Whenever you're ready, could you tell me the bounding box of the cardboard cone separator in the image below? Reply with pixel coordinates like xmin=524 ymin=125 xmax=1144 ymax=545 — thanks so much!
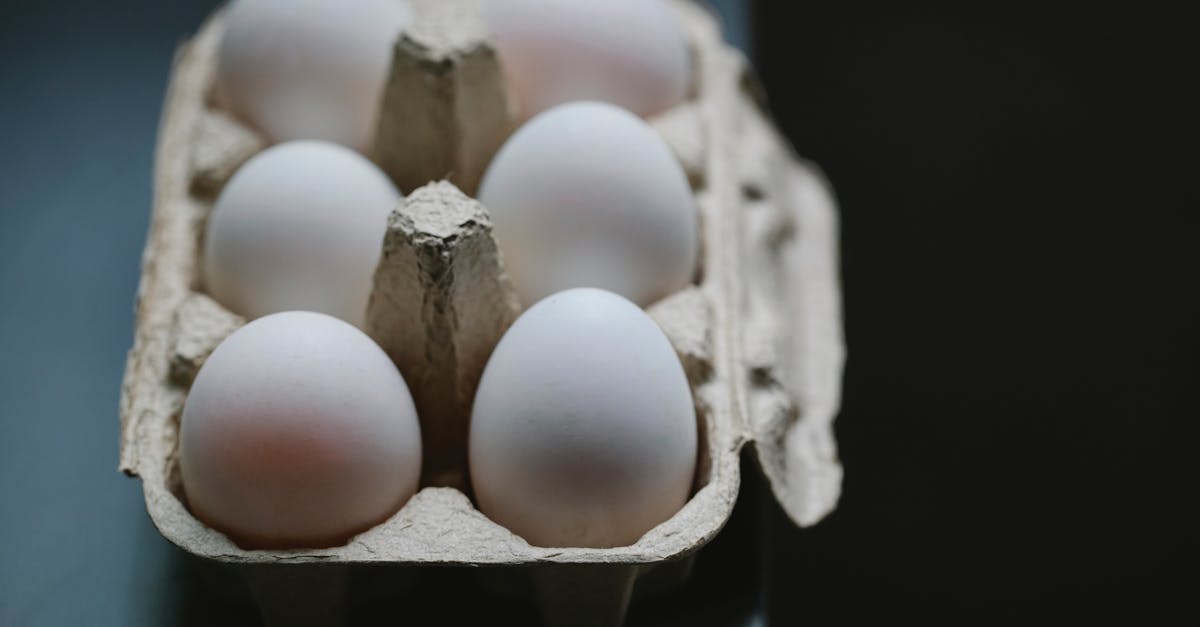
xmin=119 ymin=1 xmax=845 ymax=625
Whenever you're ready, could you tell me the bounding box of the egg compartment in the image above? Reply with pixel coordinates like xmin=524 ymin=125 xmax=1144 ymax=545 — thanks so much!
xmin=119 ymin=1 xmax=844 ymax=625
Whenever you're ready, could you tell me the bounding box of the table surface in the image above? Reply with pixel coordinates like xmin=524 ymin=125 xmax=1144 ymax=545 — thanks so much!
xmin=0 ymin=1 xmax=764 ymax=625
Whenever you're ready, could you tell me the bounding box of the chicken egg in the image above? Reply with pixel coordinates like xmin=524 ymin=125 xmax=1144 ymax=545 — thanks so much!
xmin=469 ymin=288 xmax=697 ymax=548
xmin=202 ymin=140 xmax=400 ymax=328
xmin=483 ymin=0 xmax=690 ymax=119
xmin=180 ymin=311 xmax=423 ymax=549
xmin=216 ymin=0 xmax=412 ymax=151
xmin=477 ymin=101 xmax=698 ymax=307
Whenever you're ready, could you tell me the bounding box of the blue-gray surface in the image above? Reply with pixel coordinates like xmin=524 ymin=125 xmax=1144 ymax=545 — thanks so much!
xmin=0 ymin=1 xmax=755 ymax=625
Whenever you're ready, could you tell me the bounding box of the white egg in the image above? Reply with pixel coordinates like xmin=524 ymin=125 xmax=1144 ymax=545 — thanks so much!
xmin=483 ymin=0 xmax=690 ymax=119
xmin=180 ymin=311 xmax=422 ymax=549
xmin=216 ymin=0 xmax=412 ymax=151
xmin=203 ymin=140 xmax=400 ymax=328
xmin=469 ymin=288 xmax=697 ymax=548
xmin=477 ymin=101 xmax=698 ymax=307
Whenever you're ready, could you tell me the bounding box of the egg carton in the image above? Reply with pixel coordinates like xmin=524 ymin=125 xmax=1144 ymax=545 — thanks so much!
xmin=118 ymin=0 xmax=845 ymax=625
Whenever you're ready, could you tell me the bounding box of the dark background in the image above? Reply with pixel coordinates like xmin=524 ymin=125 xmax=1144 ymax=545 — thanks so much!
xmin=755 ymin=1 xmax=1195 ymax=624
xmin=0 ymin=0 xmax=1193 ymax=625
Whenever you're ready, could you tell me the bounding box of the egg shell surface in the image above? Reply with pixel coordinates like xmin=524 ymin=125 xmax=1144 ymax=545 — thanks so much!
xmin=483 ymin=0 xmax=690 ymax=119
xmin=217 ymin=0 xmax=412 ymax=151
xmin=202 ymin=140 xmax=400 ymax=328
xmin=469 ymin=288 xmax=698 ymax=548
xmin=477 ymin=101 xmax=698 ymax=307
xmin=180 ymin=311 xmax=423 ymax=549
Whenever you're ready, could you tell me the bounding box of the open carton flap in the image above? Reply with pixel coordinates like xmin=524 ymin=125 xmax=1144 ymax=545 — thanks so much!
xmin=730 ymin=64 xmax=846 ymax=525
